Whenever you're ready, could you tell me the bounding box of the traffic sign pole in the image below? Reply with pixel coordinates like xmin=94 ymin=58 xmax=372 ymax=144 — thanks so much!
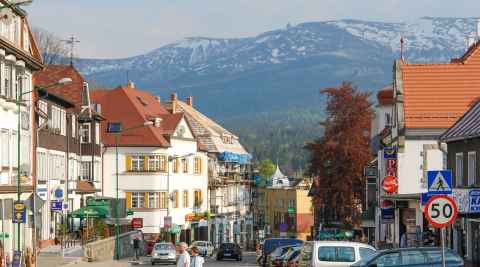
xmin=441 ymin=227 xmax=446 ymax=267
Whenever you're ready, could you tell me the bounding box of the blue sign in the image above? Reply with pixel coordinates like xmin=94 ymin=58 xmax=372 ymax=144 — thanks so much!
xmin=427 ymin=170 xmax=452 ymax=195
xmin=470 ymin=190 xmax=480 ymax=213
xmin=383 ymin=147 xmax=397 ymax=159
xmin=421 ymin=193 xmax=432 ymax=205
xmin=51 ymin=200 xmax=63 ymax=211
xmin=13 ymin=202 xmax=26 ymax=224
xmin=54 ymin=188 xmax=64 ymax=199
xmin=12 ymin=251 xmax=21 ymax=267
xmin=381 ymin=200 xmax=395 ymax=223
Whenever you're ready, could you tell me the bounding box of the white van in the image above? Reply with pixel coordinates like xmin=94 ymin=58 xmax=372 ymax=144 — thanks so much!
xmin=298 ymin=241 xmax=376 ymax=267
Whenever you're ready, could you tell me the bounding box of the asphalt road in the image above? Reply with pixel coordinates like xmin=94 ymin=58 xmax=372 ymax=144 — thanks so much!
xmin=127 ymin=252 xmax=257 ymax=267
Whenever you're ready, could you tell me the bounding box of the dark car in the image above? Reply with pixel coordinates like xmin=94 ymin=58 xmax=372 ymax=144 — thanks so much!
xmin=351 ymin=247 xmax=464 ymax=267
xmin=283 ymin=247 xmax=301 ymax=267
xmin=267 ymin=245 xmax=300 ymax=267
xmin=262 ymin=238 xmax=303 ymax=267
xmin=217 ymin=242 xmax=242 ymax=261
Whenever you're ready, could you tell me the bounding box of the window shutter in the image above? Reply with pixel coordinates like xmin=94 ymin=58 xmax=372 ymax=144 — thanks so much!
xmin=199 ymin=158 xmax=203 ymax=173
xmin=125 ymin=156 xmax=132 ymax=172
xmin=199 ymin=190 xmax=203 ymax=205
xmin=145 ymin=192 xmax=149 ymax=208
xmin=144 ymin=156 xmax=149 ymax=171
xmin=125 ymin=192 xmax=132 ymax=209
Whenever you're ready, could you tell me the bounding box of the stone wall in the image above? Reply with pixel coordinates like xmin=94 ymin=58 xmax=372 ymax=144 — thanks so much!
xmin=84 ymin=230 xmax=145 ymax=262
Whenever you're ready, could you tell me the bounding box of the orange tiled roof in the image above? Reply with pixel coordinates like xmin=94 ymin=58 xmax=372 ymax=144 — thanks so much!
xmin=377 ymin=85 xmax=393 ymax=106
xmin=401 ymin=41 xmax=480 ymax=129
xmin=91 ymin=86 xmax=184 ymax=147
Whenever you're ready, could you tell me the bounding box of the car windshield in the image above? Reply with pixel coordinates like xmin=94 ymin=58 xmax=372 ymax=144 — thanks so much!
xmin=221 ymin=243 xmax=235 ymax=249
xmin=193 ymin=241 xmax=206 ymax=246
xmin=351 ymin=251 xmax=381 ymax=266
xmin=155 ymin=243 xmax=175 ymax=250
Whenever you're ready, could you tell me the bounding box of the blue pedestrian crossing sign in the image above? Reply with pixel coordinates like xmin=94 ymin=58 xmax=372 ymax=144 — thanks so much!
xmin=427 ymin=170 xmax=452 ymax=195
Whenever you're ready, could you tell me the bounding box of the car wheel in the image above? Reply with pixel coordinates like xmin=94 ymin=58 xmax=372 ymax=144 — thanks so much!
xmin=151 ymin=261 xmax=155 ymax=266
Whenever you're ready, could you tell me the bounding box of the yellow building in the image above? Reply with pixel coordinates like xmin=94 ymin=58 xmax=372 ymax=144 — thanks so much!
xmin=261 ymin=167 xmax=314 ymax=240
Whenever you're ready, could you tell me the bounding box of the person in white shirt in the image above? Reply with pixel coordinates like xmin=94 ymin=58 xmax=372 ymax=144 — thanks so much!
xmin=177 ymin=242 xmax=190 ymax=267
xmin=190 ymin=247 xmax=205 ymax=267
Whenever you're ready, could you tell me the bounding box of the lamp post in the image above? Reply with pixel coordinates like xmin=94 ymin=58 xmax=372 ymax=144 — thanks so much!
xmin=107 ymin=121 xmax=153 ymax=260
xmin=14 ymin=77 xmax=71 ymax=256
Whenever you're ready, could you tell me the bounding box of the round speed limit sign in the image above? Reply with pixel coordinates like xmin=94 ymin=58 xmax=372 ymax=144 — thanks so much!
xmin=424 ymin=195 xmax=458 ymax=228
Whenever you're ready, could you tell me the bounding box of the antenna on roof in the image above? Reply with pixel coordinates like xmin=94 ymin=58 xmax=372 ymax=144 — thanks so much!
xmin=62 ymin=35 xmax=80 ymax=66
xmin=400 ymin=36 xmax=405 ymax=61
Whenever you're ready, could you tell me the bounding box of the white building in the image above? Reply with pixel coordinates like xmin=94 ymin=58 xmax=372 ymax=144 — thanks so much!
xmin=0 ymin=1 xmax=43 ymax=257
xmin=92 ymin=83 xmax=208 ymax=243
xmin=165 ymin=95 xmax=252 ymax=247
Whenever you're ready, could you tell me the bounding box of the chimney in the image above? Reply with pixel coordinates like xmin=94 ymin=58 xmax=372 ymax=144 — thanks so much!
xmin=186 ymin=96 xmax=193 ymax=106
xmin=155 ymin=96 xmax=161 ymax=103
xmin=127 ymin=80 xmax=135 ymax=88
xmin=170 ymin=92 xmax=177 ymax=101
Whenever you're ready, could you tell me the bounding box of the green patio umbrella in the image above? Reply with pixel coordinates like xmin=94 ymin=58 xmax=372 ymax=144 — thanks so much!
xmin=71 ymin=206 xmax=108 ymax=219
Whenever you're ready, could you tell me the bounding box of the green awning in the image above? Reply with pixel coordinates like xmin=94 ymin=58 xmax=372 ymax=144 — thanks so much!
xmin=71 ymin=206 xmax=108 ymax=219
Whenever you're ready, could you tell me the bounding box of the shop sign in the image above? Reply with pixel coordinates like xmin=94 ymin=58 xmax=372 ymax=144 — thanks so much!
xmin=383 ymin=147 xmax=397 ymax=159
xmin=380 ymin=200 xmax=394 ymax=223
xmin=131 ymin=218 xmax=143 ymax=229
xmin=185 ymin=213 xmax=207 ymax=221
xmin=469 ymin=189 xmax=480 ymax=213
xmin=13 ymin=201 xmax=26 ymax=224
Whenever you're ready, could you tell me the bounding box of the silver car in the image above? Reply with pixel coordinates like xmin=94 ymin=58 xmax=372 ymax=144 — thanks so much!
xmin=151 ymin=242 xmax=177 ymax=265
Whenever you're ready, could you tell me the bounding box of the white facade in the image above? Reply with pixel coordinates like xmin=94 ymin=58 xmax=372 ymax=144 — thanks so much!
xmin=102 ymin=118 xmax=209 ymax=236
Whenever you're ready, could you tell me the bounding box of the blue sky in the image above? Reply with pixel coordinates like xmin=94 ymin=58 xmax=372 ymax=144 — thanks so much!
xmin=26 ymin=0 xmax=480 ymax=59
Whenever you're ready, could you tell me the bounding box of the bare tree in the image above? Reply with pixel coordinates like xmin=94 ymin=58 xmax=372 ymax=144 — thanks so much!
xmin=32 ymin=27 xmax=68 ymax=65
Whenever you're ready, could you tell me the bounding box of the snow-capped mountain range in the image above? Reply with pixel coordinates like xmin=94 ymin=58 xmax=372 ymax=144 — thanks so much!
xmin=76 ymin=17 xmax=477 ymax=120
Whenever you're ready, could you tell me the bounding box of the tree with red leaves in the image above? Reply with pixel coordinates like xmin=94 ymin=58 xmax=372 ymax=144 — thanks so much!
xmin=306 ymin=82 xmax=373 ymax=228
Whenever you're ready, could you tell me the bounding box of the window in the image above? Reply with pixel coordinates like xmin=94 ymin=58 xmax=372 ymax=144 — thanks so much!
xmin=38 ymin=101 xmax=48 ymax=127
xmin=318 ymin=246 xmax=355 ymax=262
xmin=50 ymin=106 xmax=67 ymax=135
xmin=60 ymin=109 xmax=66 ymax=136
xmin=36 ymin=151 xmax=47 ymax=181
xmin=456 ymin=153 xmax=464 ymax=186
xmin=159 ymin=155 xmax=167 ymax=172
xmin=173 ymin=159 xmax=179 ymax=173
xmin=385 ymin=113 xmax=392 ymax=127
xmin=131 ymin=156 xmax=145 ymax=172
xmin=4 ymin=64 xmax=11 ymax=99
xmin=160 ymin=192 xmax=168 ymax=209
xmin=468 ymin=152 xmax=476 ymax=186
xmin=148 ymin=192 xmax=159 ymax=209
xmin=182 ymin=158 xmax=189 ymax=173
xmin=71 ymin=114 xmax=76 ymax=138
xmin=148 ymin=156 xmax=160 ymax=172
xmin=95 ymin=123 xmax=100 ymax=144
xmin=23 ymin=25 xmax=29 ymax=51
xmin=359 ymin=248 xmax=375 ymax=260
xmin=1 ymin=129 xmax=9 ymax=167
xmin=80 ymin=123 xmax=90 ymax=143
xmin=401 ymin=250 xmax=426 ymax=265
xmin=80 ymin=161 xmax=93 ymax=181
xmin=132 ymin=192 xmax=145 ymax=208
xmin=183 ymin=190 xmax=189 ymax=208
xmin=11 ymin=131 xmax=17 ymax=167
xmin=194 ymin=157 xmax=202 ymax=174
xmin=372 ymin=252 xmax=401 ymax=267
xmin=222 ymin=134 xmax=232 ymax=144
xmin=194 ymin=190 xmax=202 ymax=208
xmin=172 ymin=190 xmax=179 ymax=208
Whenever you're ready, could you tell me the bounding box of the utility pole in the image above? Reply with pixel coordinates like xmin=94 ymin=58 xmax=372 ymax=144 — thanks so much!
xmin=62 ymin=35 xmax=80 ymax=66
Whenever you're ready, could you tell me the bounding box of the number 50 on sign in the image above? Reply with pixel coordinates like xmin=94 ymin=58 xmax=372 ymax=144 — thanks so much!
xmin=424 ymin=195 xmax=458 ymax=228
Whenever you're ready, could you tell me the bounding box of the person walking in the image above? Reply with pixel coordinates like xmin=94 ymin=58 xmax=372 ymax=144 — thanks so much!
xmin=176 ymin=242 xmax=190 ymax=267
xmin=190 ymin=247 xmax=204 ymax=267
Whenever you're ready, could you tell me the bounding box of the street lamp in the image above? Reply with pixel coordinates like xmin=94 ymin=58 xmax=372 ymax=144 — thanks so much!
xmin=107 ymin=120 xmax=153 ymax=260
xmin=15 ymin=77 xmax=71 ymax=257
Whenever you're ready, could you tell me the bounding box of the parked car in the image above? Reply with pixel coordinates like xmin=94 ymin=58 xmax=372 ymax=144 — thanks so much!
xmin=267 ymin=245 xmax=299 ymax=267
xmin=151 ymin=242 xmax=177 ymax=265
xmin=351 ymin=247 xmax=464 ymax=267
xmin=190 ymin=241 xmax=214 ymax=257
xmin=298 ymin=241 xmax=376 ymax=267
xmin=217 ymin=242 xmax=242 ymax=261
xmin=262 ymin=238 xmax=303 ymax=266
xmin=282 ymin=247 xmax=302 ymax=267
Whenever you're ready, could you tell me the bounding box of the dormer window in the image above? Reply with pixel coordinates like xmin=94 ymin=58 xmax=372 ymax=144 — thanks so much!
xmin=222 ymin=134 xmax=233 ymax=144
xmin=154 ymin=117 xmax=162 ymax=128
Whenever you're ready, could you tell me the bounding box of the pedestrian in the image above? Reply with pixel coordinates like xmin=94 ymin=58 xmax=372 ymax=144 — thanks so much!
xmin=176 ymin=242 xmax=190 ymax=267
xmin=133 ymin=237 xmax=140 ymax=260
xmin=190 ymin=247 xmax=204 ymax=267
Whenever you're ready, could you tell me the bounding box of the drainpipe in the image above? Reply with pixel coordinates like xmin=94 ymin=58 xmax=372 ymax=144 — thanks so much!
xmin=101 ymin=145 xmax=107 ymax=197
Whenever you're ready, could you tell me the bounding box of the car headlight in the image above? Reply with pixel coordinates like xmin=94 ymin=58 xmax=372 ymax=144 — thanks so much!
xmin=153 ymin=253 xmax=158 ymax=257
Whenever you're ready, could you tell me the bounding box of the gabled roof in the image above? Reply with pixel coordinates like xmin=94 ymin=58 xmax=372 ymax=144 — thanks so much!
xmin=440 ymin=101 xmax=480 ymax=142
xmin=167 ymin=98 xmax=248 ymax=154
xmin=91 ymin=86 xmax=186 ymax=147
xmin=33 ymin=65 xmax=85 ymax=111
xmin=400 ymin=41 xmax=480 ymax=129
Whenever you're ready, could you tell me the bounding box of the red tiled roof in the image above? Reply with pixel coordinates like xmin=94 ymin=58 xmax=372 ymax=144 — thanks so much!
xmin=33 ymin=65 xmax=86 ymax=112
xmin=377 ymin=85 xmax=393 ymax=106
xmin=401 ymin=41 xmax=480 ymax=129
xmin=91 ymin=86 xmax=184 ymax=147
